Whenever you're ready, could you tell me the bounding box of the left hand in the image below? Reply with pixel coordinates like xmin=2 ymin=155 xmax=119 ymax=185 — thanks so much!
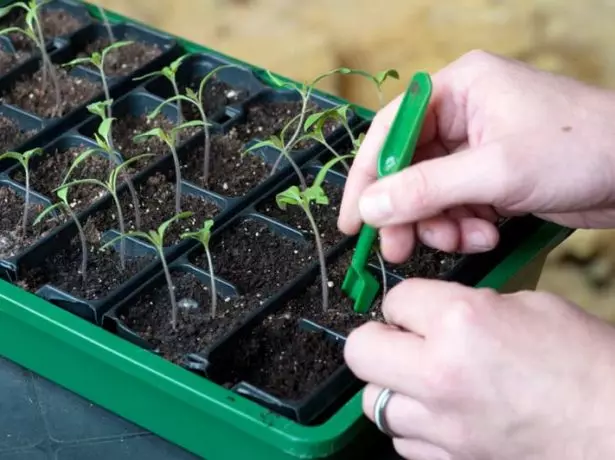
xmin=344 ymin=279 xmax=615 ymax=460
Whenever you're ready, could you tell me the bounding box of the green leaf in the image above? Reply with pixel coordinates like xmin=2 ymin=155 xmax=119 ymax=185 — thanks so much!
xmin=98 ymin=117 xmax=114 ymax=143
xmin=169 ymin=54 xmax=188 ymax=73
xmin=312 ymin=154 xmax=354 ymax=189
xmin=100 ymin=232 xmax=146 ymax=252
xmin=61 ymin=148 xmax=99 ymax=185
xmin=22 ymin=147 xmax=43 ymax=162
xmin=133 ymin=127 xmax=167 ymax=144
xmin=0 ymin=3 xmax=26 ymax=19
xmin=174 ymin=119 xmax=206 ymax=133
xmin=198 ymin=64 xmax=235 ymax=100
xmin=0 ymin=151 xmax=25 ymax=167
xmin=374 ymin=69 xmax=399 ymax=86
xmin=54 ymin=178 xmax=107 ymax=195
xmin=109 ymin=153 xmax=154 ymax=190
xmin=303 ymin=185 xmax=329 ymax=206
xmin=103 ymin=40 xmax=133 ymax=54
xmin=158 ymin=211 xmax=193 ymax=241
xmin=87 ymin=100 xmax=111 ymax=119
xmin=133 ymin=69 xmax=162 ymax=82
xmin=63 ymin=56 xmax=93 ymax=68
xmin=0 ymin=26 xmax=31 ymax=40
xmin=275 ymin=185 xmax=302 ymax=210
xmin=56 ymin=186 xmax=69 ymax=203
xmin=243 ymin=137 xmax=284 ymax=155
xmin=32 ymin=202 xmax=62 ymax=226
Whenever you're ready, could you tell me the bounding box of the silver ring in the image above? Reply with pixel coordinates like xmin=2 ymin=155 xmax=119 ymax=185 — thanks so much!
xmin=374 ymin=387 xmax=397 ymax=437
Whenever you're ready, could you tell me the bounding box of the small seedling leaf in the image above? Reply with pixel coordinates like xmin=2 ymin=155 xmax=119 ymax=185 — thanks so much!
xmin=134 ymin=127 xmax=167 ymax=144
xmin=32 ymin=202 xmax=61 ymax=226
xmin=0 ymin=151 xmax=25 ymax=165
xmin=312 ymin=154 xmax=354 ymax=190
xmin=374 ymin=69 xmax=400 ymax=86
xmin=158 ymin=211 xmax=194 ymax=241
xmin=243 ymin=137 xmax=283 ymax=155
xmin=169 ymin=54 xmax=188 ymax=73
xmin=22 ymin=147 xmax=43 ymax=162
xmin=275 ymin=185 xmax=302 ymax=210
xmin=87 ymin=100 xmax=111 ymax=119
xmin=63 ymin=56 xmax=93 ymax=68
xmin=175 ymin=119 xmax=206 ymax=133
xmin=61 ymin=148 xmax=99 ymax=185
xmin=304 ymin=185 xmax=329 ymax=206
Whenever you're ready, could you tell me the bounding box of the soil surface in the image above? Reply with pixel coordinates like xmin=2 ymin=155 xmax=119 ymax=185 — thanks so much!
xmin=0 ymin=185 xmax=63 ymax=260
xmin=0 ymin=115 xmax=38 ymax=152
xmin=257 ymin=173 xmax=345 ymax=250
xmin=211 ymin=314 xmax=345 ymax=401
xmin=236 ymin=100 xmax=339 ymax=150
xmin=120 ymin=270 xmax=254 ymax=364
xmin=180 ymin=132 xmax=269 ymax=197
xmin=0 ymin=49 xmax=30 ymax=76
xmin=178 ymin=75 xmax=249 ymax=121
xmin=190 ymin=217 xmax=314 ymax=300
xmin=17 ymin=220 xmax=154 ymax=300
xmin=90 ymin=171 xmax=221 ymax=246
xmin=11 ymin=145 xmax=111 ymax=211
xmin=104 ymin=112 xmax=199 ymax=170
xmin=1 ymin=9 xmax=87 ymax=51
xmin=379 ymin=244 xmax=464 ymax=280
xmin=3 ymin=65 xmax=101 ymax=118
xmin=78 ymin=37 xmax=163 ymax=77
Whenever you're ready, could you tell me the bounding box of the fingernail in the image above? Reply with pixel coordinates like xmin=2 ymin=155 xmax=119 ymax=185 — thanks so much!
xmin=468 ymin=231 xmax=494 ymax=251
xmin=359 ymin=193 xmax=393 ymax=222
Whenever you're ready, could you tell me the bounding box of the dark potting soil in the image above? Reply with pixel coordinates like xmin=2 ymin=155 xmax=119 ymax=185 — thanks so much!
xmin=18 ymin=221 xmax=154 ymax=300
xmin=78 ymin=37 xmax=162 ymax=77
xmin=191 ymin=218 xmax=314 ymax=299
xmin=179 ymin=76 xmax=249 ymax=120
xmin=11 ymin=145 xmax=110 ymax=211
xmin=2 ymin=65 xmax=102 ymax=118
xmin=212 ymin=314 xmax=345 ymax=401
xmin=379 ymin=244 xmax=463 ymax=280
xmin=257 ymin=174 xmax=345 ymax=250
xmin=17 ymin=220 xmax=154 ymax=300
xmin=120 ymin=271 xmax=254 ymax=364
xmin=0 ymin=49 xmax=30 ymax=75
xmin=180 ymin=133 xmax=270 ymax=197
xmin=236 ymin=100 xmax=339 ymax=150
xmin=90 ymin=172 xmax=221 ymax=246
xmin=0 ymin=9 xmax=86 ymax=51
xmin=109 ymin=112 xmax=199 ymax=169
xmin=0 ymin=186 xmax=63 ymax=260
xmin=0 ymin=115 xmax=38 ymax=152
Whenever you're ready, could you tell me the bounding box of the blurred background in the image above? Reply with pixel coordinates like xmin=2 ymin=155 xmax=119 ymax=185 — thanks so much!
xmin=96 ymin=0 xmax=615 ymax=323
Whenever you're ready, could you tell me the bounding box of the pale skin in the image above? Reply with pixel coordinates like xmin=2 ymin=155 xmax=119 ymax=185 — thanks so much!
xmin=339 ymin=50 xmax=615 ymax=460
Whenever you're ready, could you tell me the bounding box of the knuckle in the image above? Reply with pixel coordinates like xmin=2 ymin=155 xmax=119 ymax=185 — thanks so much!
xmin=423 ymin=358 xmax=465 ymax=400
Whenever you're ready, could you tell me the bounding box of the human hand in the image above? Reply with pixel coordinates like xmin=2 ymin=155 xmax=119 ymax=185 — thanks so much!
xmin=338 ymin=50 xmax=615 ymax=263
xmin=344 ymin=279 xmax=615 ymax=460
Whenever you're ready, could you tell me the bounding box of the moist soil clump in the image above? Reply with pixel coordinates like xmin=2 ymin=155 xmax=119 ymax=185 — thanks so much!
xmin=180 ymin=133 xmax=269 ymax=197
xmin=90 ymin=172 xmax=221 ymax=246
xmin=0 ymin=115 xmax=38 ymax=152
xmin=257 ymin=174 xmax=345 ymax=249
xmin=1 ymin=9 xmax=86 ymax=51
xmin=212 ymin=314 xmax=345 ymax=400
xmin=120 ymin=271 xmax=255 ymax=363
xmin=79 ymin=37 xmax=162 ymax=77
xmin=17 ymin=220 xmax=154 ymax=300
xmin=190 ymin=218 xmax=314 ymax=300
xmin=236 ymin=100 xmax=339 ymax=150
xmin=3 ymin=65 xmax=101 ymax=118
xmin=11 ymin=146 xmax=110 ymax=211
xmin=0 ymin=186 xmax=63 ymax=260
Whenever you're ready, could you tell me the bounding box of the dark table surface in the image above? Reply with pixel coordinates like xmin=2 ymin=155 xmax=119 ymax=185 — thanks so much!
xmin=0 ymin=357 xmax=402 ymax=460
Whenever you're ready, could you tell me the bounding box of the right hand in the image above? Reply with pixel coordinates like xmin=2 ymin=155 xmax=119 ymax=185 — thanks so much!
xmin=338 ymin=50 xmax=615 ymax=263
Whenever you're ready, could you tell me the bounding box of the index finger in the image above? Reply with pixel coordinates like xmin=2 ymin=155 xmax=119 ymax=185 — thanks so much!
xmin=337 ymin=89 xmax=438 ymax=235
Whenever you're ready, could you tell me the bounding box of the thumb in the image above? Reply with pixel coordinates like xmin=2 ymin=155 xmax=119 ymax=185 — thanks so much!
xmin=357 ymin=142 xmax=512 ymax=227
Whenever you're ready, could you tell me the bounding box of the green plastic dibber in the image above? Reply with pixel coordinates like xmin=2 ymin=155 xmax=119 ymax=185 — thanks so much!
xmin=342 ymin=71 xmax=433 ymax=313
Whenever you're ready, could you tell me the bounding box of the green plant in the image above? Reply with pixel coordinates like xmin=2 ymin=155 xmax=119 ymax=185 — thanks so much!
xmin=33 ymin=187 xmax=88 ymax=282
xmin=134 ymin=54 xmax=189 ymax=123
xmin=102 ymin=212 xmax=194 ymax=330
xmin=133 ymin=121 xmax=202 ymax=214
xmin=0 ymin=148 xmax=43 ymax=236
xmin=95 ymin=1 xmax=115 ymax=43
xmin=0 ymin=0 xmax=61 ymax=116
xmin=64 ymin=40 xmax=133 ymax=119
xmin=84 ymin=100 xmax=143 ymax=229
xmin=55 ymin=154 xmax=154 ymax=270
xmin=147 ymin=64 xmax=235 ymax=185
xmin=274 ymin=155 xmax=353 ymax=312
xmin=181 ymin=220 xmax=217 ymax=318
xmin=262 ymin=67 xmax=398 ymax=176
